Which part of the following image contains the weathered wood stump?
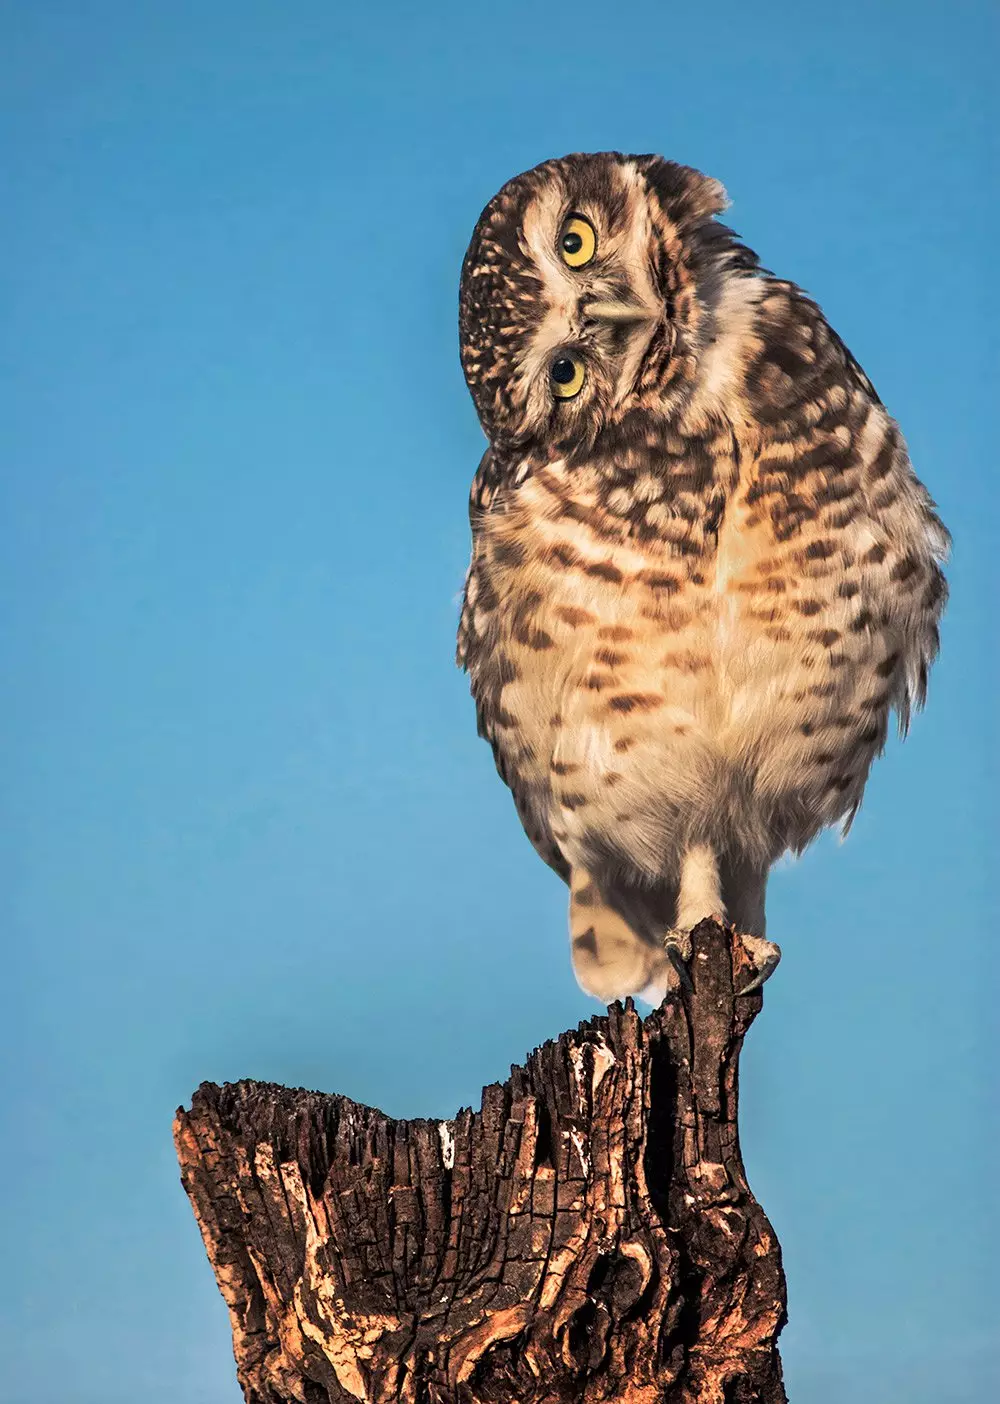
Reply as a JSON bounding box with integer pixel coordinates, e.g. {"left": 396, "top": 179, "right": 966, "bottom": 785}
{"left": 174, "top": 919, "right": 786, "bottom": 1403}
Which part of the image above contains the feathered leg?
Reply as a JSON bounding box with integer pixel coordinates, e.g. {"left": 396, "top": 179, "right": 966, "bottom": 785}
{"left": 569, "top": 869, "right": 675, "bottom": 1004}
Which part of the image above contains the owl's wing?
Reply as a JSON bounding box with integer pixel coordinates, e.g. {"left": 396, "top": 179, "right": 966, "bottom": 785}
{"left": 456, "top": 448, "right": 571, "bottom": 881}
{"left": 749, "top": 280, "right": 949, "bottom": 748}
{"left": 455, "top": 448, "right": 501, "bottom": 674}
{"left": 457, "top": 446, "right": 521, "bottom": 765}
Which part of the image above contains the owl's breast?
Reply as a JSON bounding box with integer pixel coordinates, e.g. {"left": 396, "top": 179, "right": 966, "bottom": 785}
{"left": 466, "top": 453, "right": 916, "bottom": 876}
{"left": 467, "top": 463, "right": 743, "bottom": 872}
{"left": 473, "top": 460, "right": 789, "bottom": 756}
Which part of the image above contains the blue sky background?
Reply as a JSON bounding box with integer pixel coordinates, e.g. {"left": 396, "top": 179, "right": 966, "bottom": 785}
{"left": 1, "top": 3, "right": 996, "bottom": 1401}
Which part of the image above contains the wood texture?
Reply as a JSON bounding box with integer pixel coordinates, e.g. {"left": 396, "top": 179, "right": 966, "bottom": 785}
{"left": 175, "top": 919, "right": 786, "bottom": 1403}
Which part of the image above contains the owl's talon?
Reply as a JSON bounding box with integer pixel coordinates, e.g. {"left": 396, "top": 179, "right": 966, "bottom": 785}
{"left": 663, "top": 928, "right": 694, "bottom": 993}
{"left": 736, "top": 935, "right": 782, "bottom": 995}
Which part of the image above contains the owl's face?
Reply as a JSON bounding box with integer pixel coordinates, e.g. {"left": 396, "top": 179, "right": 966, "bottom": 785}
{"left": 459, "top": 153, "right": 732, "bottom": 451}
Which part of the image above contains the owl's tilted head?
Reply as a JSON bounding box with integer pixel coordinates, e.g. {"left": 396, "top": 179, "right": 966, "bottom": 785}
{"left": 459, "top": 152, "right": 755, "bottom": 451}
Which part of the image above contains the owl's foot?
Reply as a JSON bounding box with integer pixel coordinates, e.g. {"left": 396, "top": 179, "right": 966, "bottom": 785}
{"left": 662, "top": 927, "right": 694, "bottom": 993}
{"left": 736, "top": 934, "right": 782, "bottom": 995}
{"left": 570, "top": 870, "right": 677, "bottom": 1004}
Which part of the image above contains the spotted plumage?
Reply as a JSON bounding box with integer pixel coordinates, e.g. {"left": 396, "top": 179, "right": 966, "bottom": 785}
{"left": 457, "top": 152, "right": 948, "bottom": 1003}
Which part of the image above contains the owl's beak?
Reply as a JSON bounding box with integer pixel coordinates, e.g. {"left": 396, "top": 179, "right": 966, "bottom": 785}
{"left": 582, "top": 299, "right": 659, "bottom": 325}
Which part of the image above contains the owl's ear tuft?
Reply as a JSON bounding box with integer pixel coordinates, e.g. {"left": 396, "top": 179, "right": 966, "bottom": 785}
{"left": 635, "top": 157, "right": 729, "bottom": 229}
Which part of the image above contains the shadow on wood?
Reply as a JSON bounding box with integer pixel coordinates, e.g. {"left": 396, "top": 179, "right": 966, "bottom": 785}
{"left": 174, "top": 919, "right": 787, "bottom": 1403}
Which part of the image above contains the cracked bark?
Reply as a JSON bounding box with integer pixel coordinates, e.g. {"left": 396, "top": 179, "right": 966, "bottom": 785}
{"left": 174, "top": 919, "right": 786, "bottom": 1403}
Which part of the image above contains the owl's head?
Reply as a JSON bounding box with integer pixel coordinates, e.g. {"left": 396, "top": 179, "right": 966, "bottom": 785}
{"left": 459, "top": 152, "right": 750, "bottom": 451}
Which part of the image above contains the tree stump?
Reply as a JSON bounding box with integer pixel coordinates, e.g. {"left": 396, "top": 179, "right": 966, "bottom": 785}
{"left": 174, "top": 919, "right": 787, "bottom": 1403}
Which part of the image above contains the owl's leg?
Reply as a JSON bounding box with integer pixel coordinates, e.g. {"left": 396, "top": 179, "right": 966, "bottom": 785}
{"left": 569, "top": 869, "right": 675, "bottom": 1004}
{"left": 721, "top": 855, "right": 781, "bottom": 994}
{"left": 673, "top": 842, "right": 725, "bottom": 928}
{"left": 721, "top": 855, "right": 767, "bottom": 935}
{"left": 661, "top": 842, "right": 726, "bottom": 990}
{"left": 660, "top": 849, "right": 780, "bottom": 994}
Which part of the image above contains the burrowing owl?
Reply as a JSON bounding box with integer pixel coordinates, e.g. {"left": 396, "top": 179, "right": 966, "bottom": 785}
{"left": 456, "top": 153, "right": 948, "bottom": 1003}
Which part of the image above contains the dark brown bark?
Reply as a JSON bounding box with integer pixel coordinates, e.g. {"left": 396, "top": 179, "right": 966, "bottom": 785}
{"left": 174, "top": 919, "right": 786, "bottom": 1403}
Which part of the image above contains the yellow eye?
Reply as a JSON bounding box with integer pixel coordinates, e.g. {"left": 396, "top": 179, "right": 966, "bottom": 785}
{"left": 550, "top": 354, "right": 586, "bottom": 400}
{"left": 559, "top": 213, "right": 596, "bottom": 268}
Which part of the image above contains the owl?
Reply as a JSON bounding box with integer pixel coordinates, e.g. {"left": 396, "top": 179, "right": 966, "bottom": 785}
{"left": 456, "top": 152, "right": 948, "bottom": 1003}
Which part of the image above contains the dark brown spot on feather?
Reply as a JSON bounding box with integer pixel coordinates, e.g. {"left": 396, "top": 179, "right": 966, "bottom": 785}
{"left": 864, "top": 543, "right": 887, "bottom": 564}
{"left": 923, "top": 574, "right": 946, "bottom": 609}
{"left": 492, "top": 653, "right": 519, "bottom": 685}
{"left": 550, "top": 542, "right": 581, "bottom": 569}
{"left": 613, "top": 736, "right": 635, "bottom": 752}
{"left": 637, "top": 568, "right": 680, "bottom": 593}
{"left": 661, "top": 650, "right": 709, "bottom": 674}
{"left": 804, "top": 538, "right": 835, "bottom": 561}
{"left": 868, "top": 433, "right": 896, "bottom": 480}
{"left": 609, "top": 692, "right": 662, "bottom": 713}
{"left": 875, "top": 651, "right": 900, "bottom": 677}
{"left": 550, "top": 761, "right": 578, "bottom": 776}
{"left": 870, "top": 487, "right": 900, "bottom": 511}
{"left": 795, "top": 599, "right": 823, "bottom": 616}
{"left": 598, "top": 624, "right": 634, "bottom": 641}
{"left": 574, "top": 928, "right": 598, "bottom": 955}
{"left": 584, "top": 560, "right": 623, "bottom": 583}
{"left": 560, "top": 792, "right": 588, "bottom": 811}
{"left": 809, "top": 628, "right": 841, "bottom": 647}
{"left": 560, "top": 498, "right": 606, "bottom": 529}
{"left": 515, "top": 625, "right": 554, "bottom": 650}
{"left": 491, "top": 537, "right": 527, "bottom": 566}
{"left": 556, "top": 605, "right": 596, "bottom": 627}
